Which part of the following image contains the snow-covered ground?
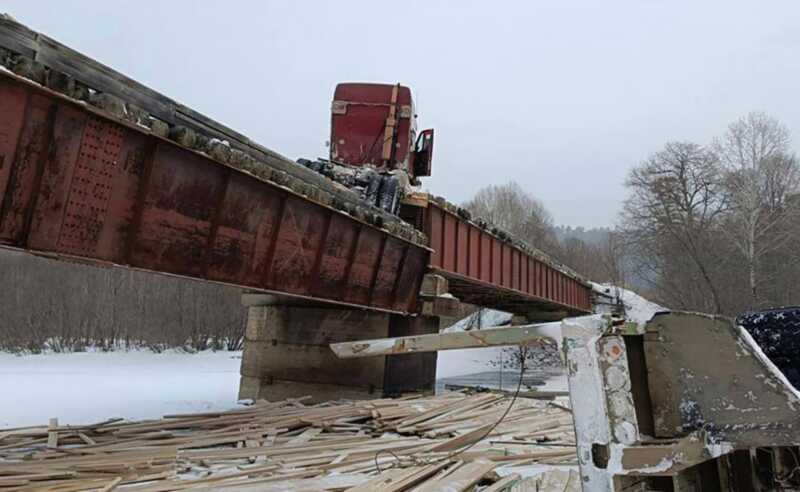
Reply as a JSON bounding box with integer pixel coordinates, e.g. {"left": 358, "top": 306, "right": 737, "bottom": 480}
{"left": 0, "top": 350, "right": 243, "bottom": 428}
{"left": 0, "top": 284, "right": 663, "bottom": 428}
{"left": 436, "top": 308, "right": 568, "bottom": 394}
{"left": 0, "top": 347, "right": 554, "bottom": 427}
{"left": 0, "top": 345, "right": 567, "bottom": 428}
{"left": 438, "top": 308, "right": 511, "bottom": 379}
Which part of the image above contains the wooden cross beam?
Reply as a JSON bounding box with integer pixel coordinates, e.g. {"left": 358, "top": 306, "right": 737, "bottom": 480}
{"left": 329, "top": 323, "right": 562, "bottom": 359}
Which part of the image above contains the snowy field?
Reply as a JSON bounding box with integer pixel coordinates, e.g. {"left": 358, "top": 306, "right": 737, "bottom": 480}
{"left": 0, "top": 346, "right": 559, "bottom": 428}
{"left": 0, "top": 308, "right": 527, "bottom": 428}
{"left": 0, "top": 350, "right": 243, "bottom": 428}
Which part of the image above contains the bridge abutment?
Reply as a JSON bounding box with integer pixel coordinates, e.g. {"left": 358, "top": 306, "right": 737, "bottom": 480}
{"left": 238, "top": 295, "right": 438, "bottom": 402}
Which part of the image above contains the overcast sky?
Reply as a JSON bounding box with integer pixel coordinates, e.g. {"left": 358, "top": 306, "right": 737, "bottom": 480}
{"left": 4, "top": 1, "right": 800, "bottom": 227}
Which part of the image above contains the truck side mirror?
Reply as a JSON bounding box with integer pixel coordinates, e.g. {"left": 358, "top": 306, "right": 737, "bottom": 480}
{"left": 413, "top": 128, "right": 434, "bottom": 177}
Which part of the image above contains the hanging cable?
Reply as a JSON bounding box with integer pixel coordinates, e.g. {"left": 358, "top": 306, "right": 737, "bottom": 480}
{"left": 374, "top": 346, "right": 529, "bottom": 473}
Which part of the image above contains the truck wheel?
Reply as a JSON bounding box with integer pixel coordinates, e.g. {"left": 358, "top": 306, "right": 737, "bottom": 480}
{"left": 736, "top": 307, "right": 800, "bottom": 389}
{"left": 378, "top": 176, "right": 400, "bottom": 214}
{"left": 364, "top": 173, "right": 382, "bottom": 208}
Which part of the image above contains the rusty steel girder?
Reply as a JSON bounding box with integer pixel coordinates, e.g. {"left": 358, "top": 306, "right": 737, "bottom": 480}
{"left": 424, "top": 201, "right": 592, "bottom": 315}
{"left": 0, "top": 71, "right": 429, "bottom": 314}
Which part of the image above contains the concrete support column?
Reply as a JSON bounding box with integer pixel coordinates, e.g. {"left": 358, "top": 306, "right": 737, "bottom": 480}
{"left": 383, "top": 314, "right": 439, "bottom": 395}
{"left": 238, "top": 296, "right": 439, "bottom": 402}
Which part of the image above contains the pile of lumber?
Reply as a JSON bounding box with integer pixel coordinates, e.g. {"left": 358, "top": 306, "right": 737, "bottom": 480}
{"left": 0, "top": 392, "right": 576, "bottom": 491}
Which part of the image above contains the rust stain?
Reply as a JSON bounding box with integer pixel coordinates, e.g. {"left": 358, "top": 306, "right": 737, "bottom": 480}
{"left": 391, "top": 339, "right": 408, "bottom": 353}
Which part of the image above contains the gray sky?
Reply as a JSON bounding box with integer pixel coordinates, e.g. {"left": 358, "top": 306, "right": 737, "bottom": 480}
{"left": 5, "top": 1, "right": 800, "bottom": 227}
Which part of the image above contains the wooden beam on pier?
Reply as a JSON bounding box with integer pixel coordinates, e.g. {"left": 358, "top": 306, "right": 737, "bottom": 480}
{"left": 330, "top": 322, "right": 562, "bottom": 359}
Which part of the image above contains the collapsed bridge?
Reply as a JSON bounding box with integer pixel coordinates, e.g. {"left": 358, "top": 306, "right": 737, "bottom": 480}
{"left": 0, "top": 14, "right": 590, "bottom": 400}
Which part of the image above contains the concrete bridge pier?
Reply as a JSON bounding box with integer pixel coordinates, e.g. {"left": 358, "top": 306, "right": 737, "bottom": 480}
{"left": 238, "top": 294, "right": 439, "bottom": 403}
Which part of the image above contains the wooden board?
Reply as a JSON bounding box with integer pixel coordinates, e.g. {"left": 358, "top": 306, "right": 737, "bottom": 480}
{"left": 0, "top": 391, "right": 575, "bottom": 491}
{"left": 330, "top": 322, "right": 559, "bottom": 358}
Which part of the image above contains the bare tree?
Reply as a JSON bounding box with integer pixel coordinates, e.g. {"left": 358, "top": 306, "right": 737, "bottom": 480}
{"left": 464, "top": 182, "right": 629, "bottom": 283}
{"left": 597, "top": 231, "right": 627, "bottom": 286}
{"left": 621, "top": 141, "right": 727, "bottom": 314}
{"left": 463, "top": 181, "right": 558, "bottom": 254}
{"left": 714, "top": 112, "right": 800, "bottom": 307}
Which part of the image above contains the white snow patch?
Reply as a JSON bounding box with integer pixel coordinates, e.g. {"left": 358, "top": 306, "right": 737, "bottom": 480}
{"left": 436, "top": 346, "right": 506, "bottom": 379}
{"left": 0, "top": 350, "right": 243, "bottom": 427}
{"left": 437, "top": 309, "right": 564, "bottom": 379}
{"left": 442, "top": 309, "right": 512, "bottom": 333}
{"left": 591, "top": 282, "right": 665, "bottom": 326}
{"left": 437, "top": 309, "right": 511, "bottom": 378}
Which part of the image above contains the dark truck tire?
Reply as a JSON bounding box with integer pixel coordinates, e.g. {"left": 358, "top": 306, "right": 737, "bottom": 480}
{"left": 378, "top": 175, "right": 400, "bottom": 214}
{"left": 736, "top": 307, "right": 800, "bottom": 389}
{"left": 364, "top": 173, "right": 382, "bottom": 208}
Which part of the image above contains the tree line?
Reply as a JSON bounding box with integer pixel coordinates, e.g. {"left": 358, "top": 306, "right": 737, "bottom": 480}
{"left": 465, "top": 111, "right": 800, "bottom": 318}
{"left": 463, "top": 181, "right": 625, "bottom": 286}
{"left": 0, "top": 249, "right": 245, "bottom": 353}
{"left": 621, "top": 111, "right": 800, "bottom": 316}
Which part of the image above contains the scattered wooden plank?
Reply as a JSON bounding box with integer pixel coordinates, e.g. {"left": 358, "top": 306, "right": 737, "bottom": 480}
{"left": 430, "top": 422, "right": 495, "bottom": 452}
{"left": 47, "top": 418, "right": 59, "bottom": 449}
{"left": 76, "top": 432, "right": 96, "bottom": 445}
{"left": 0, "top": 391, "right": 574, "bottom": 491}
{"left": 99, "top": 476, "right": 123, "bottom": 492}
{"left": 400, "top": 191, "right": 430, "bottom": 208}
{"left": 415, "top": 459, "right": 497, "bottom": 492}
{"left": 482, "top": 473, "right": 522, "bottom": 492}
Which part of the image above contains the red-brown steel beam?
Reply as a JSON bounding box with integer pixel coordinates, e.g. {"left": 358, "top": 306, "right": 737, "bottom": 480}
{"left": 0, "top": 72, "right": 428, "bottom": 314}
{"left": 424, "top": 201, "right": 592, "bottom": 315}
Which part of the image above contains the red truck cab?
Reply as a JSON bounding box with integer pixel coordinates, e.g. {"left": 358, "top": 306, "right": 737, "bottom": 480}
{"left": 330, "top": 83, "right": 434, "bottom": 181}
